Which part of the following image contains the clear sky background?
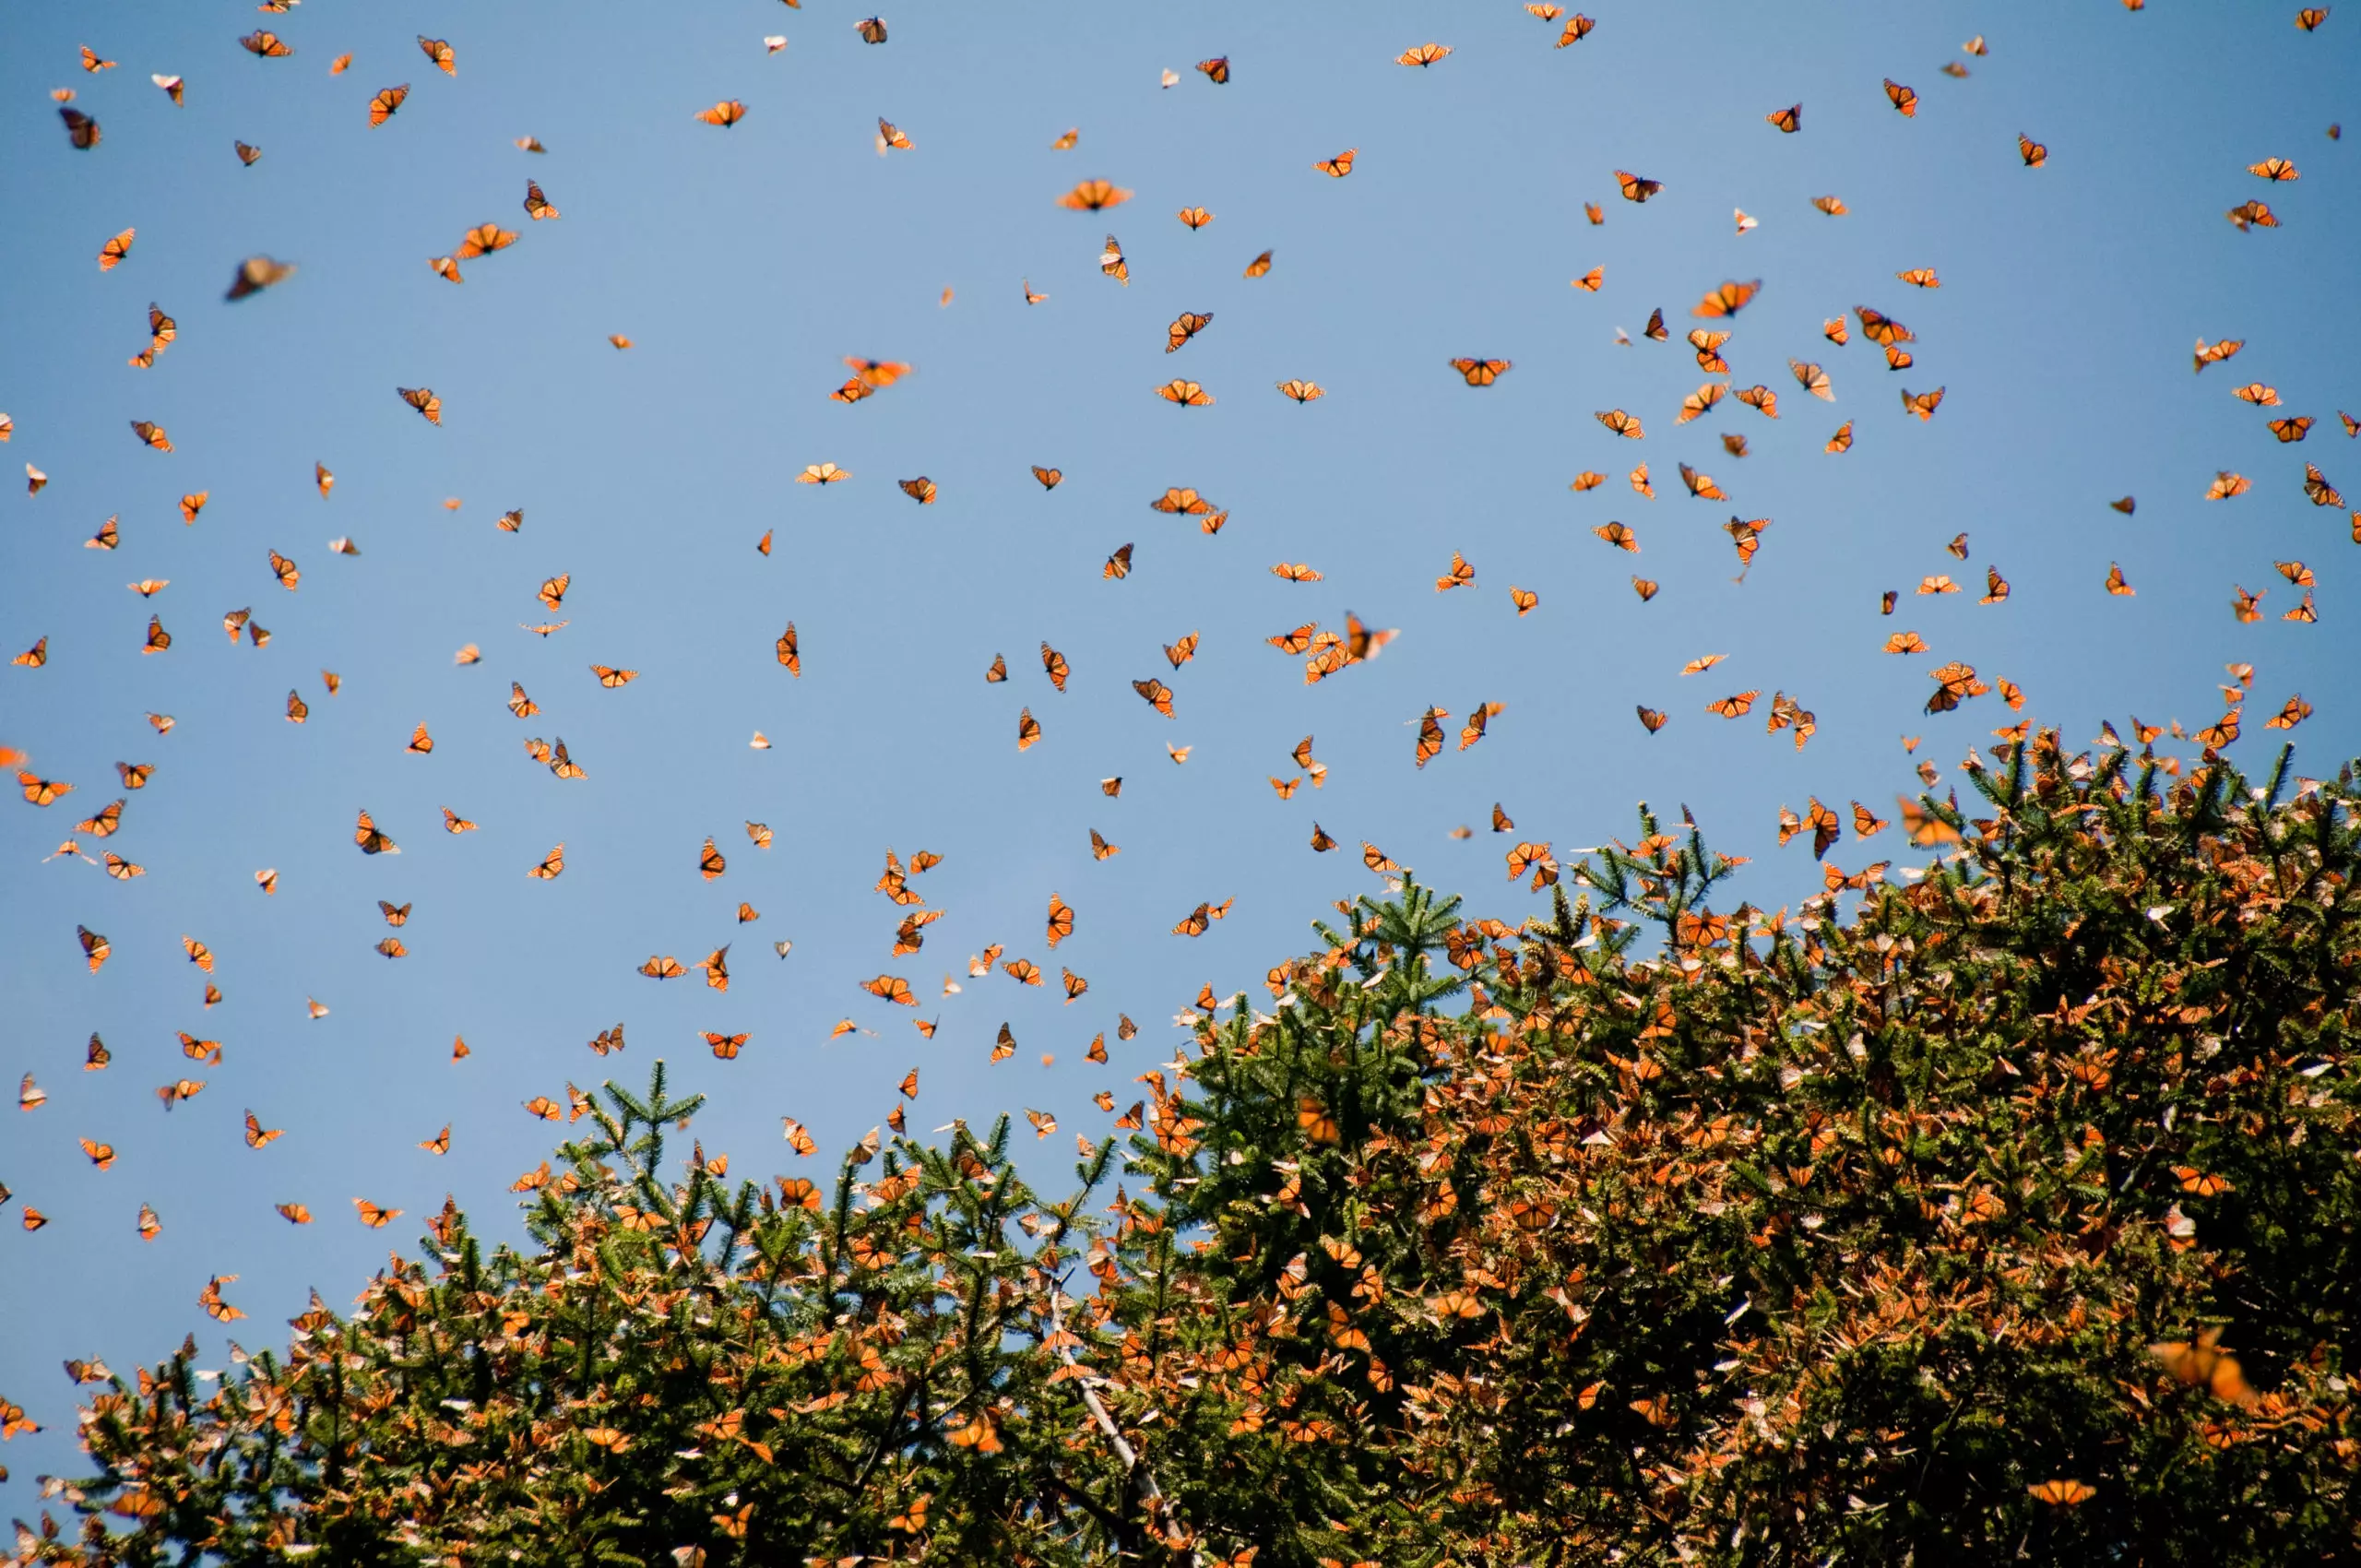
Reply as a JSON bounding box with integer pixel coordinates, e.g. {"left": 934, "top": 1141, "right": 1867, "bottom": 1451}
{"left": 3, "top": 0, "right": 2356, "bottom": 1502}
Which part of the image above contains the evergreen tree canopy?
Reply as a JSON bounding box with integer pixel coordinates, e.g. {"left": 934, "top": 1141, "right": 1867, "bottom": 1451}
{"left": 12, "top": 735, "right": 2359, "bottom": 1566}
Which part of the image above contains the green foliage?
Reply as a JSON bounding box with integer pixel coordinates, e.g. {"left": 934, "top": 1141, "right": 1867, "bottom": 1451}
{"left": 17, "top": 735, "right": 2360, "bottom": 1566}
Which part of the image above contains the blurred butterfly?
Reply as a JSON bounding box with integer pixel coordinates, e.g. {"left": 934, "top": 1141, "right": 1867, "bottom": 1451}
{"left": 1059, "top": 180, "right": 1131, "bottom": 210}
{"left": 1245, "top": 249, "right": 1274, "bottom": 278}
{"left": 1178, "top": 206, "right": 1213, "bottom": 230}
{"left": 1884, "top": 78, "right": 1917, "bottom": 115}
{"left": 1314, "top": 148, "right": 1358, "bottom": 177}
{"left": 2019, "top": 133, "right": 2048, "bottom": 167}
{"left": 398, "top": 386, "right": 442, "bottom": 424}
{"left": 696, "top": 101, "right": 747, "bottom": 127}
{"left": 1451, "top": 358, "right": 1511, "bottom": 386}
{"left": 370, "top": 85, "right": 409, "bottom": 125}
{"left": 1692, "top": 279, "right": 1760, "bottom": 317}
{"left": 1767, "top": 104, "right": 1800, "bottom": 132}
{"left": 1157, "top": 380, "right": 1213, "bottom": 406}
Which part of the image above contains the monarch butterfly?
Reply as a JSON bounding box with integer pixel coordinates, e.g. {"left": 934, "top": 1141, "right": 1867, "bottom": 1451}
{"left": 799, "top": 461, "right": 848, "bottom": 483}
{"left": 54, "top": 105, "right": 102, "bottom": 148}
{"left": 1636, "top": 705, "right": 1667, "bottom": 731}
{"left": 240, "top": 30, "right": 293, "bottom": 56}
{"left": 1050, "top": 127, "right": 1080, "bottom": 150}
{"left": 1436, "top": 551, "right": 1475, "bottom": 590}
{"left": 1705, "top": 691, "right": 1760, "bottom": 719}
{"left": 398, "top": 386, "right": 442, "bottom": 424}
{"left": 1689, "top": 328, "right": 1730, "bottom": 372}
{"left": 405, "top": 722, "right": 433, "bottom": 755}
{"left": 13, "top": 636, "right": 46, "bottom": 668}
{"left": 1925, "top": 661, "right": 1987, "bottom": 714}
{"left": 1058, "top": 180, "right": 1131, "bottom": 210}
{"left": 415, "top": 34, "right": 456, "bottom": 73}
{"left": 591, "top": 664, "right": 637, "bottom": 688}
{"left": 1596, "top": 408, "right": 1643, "bottom": 437}
{"left": 2018, "top": 132, "right": 2048, "bottom": 167}
{"left": 2028, "top": 1479, "right": 2095, "bottom": 1506}
{"left": 455, "top": 223, "right": 516, "bottom": 260}
{"left": 1396, "top": 42, "right": 1452, "bottom": 65}
{"left": 2231, "top": 584, "right": 2265, "bottom": 622}
{"left": 97, "top": 228, "right": 135, "bottom": 271}
{"left": 1001, "top": 958, "right": 1042, "bottom": 988}
{"left": 1527, "top": 2, "right": 1564, "bottom": 15}
{"left": 1736, "top": 385, "right": 1778, "bottom": 418}
{"left": 876, "top": 117, "right": 912, "bottom": 151}
{"left": 355, "top": 1198, "right": 401, "bottom": 1229}
{"left": 2264, "top": 693, "right": 2313, "bottom": 729}
{"left": 1450, "top": 358, "right": 1512, "bottom": 386}
{"left": 1166, "top": 311, "right": 1214, "bottom": 351}
{"left": 1691, "top": 279, "right": 1760, "bottom": 317}
{"left": 1676, "top": 384, "right": 1725, "bottom": 423}
{"left": 1103, "top": 543, "right": 1134, "bottom": 578}
{"left": 1900, "top": 386, "right": 1945, "bottom": 420}
{"left": 1884, "top": 631, "right": 1928, "bottom": 654}
{"left": 1558, "top": 13, "right": 1596, "bottom": 43}
{"left": 1767, "top": 103, "right": 1800, "bottom": 132}
{"left": 700, "top": 1032, "right": 749, "bottom": 1061}
{"left": 1314, "top": 148, "right": 1357, "bottom": 177}
{"left": 522, "top": 180, "right": 560, "bottom": 220}
{"left": 2296, "top": 6, "right": 2328, "bottom": 28}
{"left": 1631, "top": 463, "right": 1655, "bottom": 497}
{"left": 2270, "top": 417, "right": 2314, "bottom": 443}
{"left": 1895, "top": 267, "right": 1940, "bottom": 289}
{"left": 1163, "top": 631, "right": 1199, "bottom": 668}
{"left": 1882, "top": 77, "right": 1917, "bottom": 115}
{"left": 1157, "top": 379, "right": 1214, "bottom": 405}
{"left": 1244, "top": 248, "right": 1274, "bottom": 278}
{"left": 2226, "top": 199, "right": 2279, "bottom": 230}
{"left": 1275, "top": 379, "right": 1324, "bottom": 403}
{"left": 856, "top": 16, "right": 887, "bottom": 44}
{"left": 1678, "top": 463, "right": 1726, "bottom": 500}
{"left": 2304, "top": 462, "right": 2344, "bottom": 505}
{"left": 367, "top": 84, "right": 410, "bottom": 126}
{"left": 1178, "top": 205, "right": 1214, "bottom": 230}
{"left": 991, "top": 1022, "right": 1017, "bottom": 1061}
{"left": 1017, "top": 707, "right": 1041, "bottom": 750}
{"left": 1615, "top": 170, "right": 1662, "bottom": 202}
{"left": 129, "top": 420, "right": 172, "bottom": 453}
{"left": 1271, "top": 562, "right": 1322, "bottom": 581}
{"left": 1129, "top": 678, "right": 1174, "bottom": 716}
{"left": 1570, "top": 267, "right": 1603, "bottom": 291}
{"left": 639, "top": 955, "right": 684, "bottom": 980}
{"left": 1458, "top": 702, "right": 1503, "bottom": 752}
{"left": 374, "top": 934, "right": 406, "bottom": 957}
{"left": 133, "top": 303, "right": 175, "bottom": 366}
{"left": 1823, "top": 421, "right": 1855, "bottom": 454}
{"left": 1571, "top": 470, "right": 1606, "bottom": 492}
{"left": 1038, "top": 642, "right": 1071, "bottom": 691}
{"left": 695, "top": 100, "right": 747, "bottom": 126}
{"left": 1810, "top": 194, "right": 1848, "bottom": 215}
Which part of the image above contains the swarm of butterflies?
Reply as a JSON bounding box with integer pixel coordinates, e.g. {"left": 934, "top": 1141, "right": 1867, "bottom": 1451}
{"left": 3, "top": 0, "right": 2356, "bottom": 1493}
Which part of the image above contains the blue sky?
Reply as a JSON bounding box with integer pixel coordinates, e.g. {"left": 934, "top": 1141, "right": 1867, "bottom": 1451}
{"left": 3, "top": 0, "right": 2356, "bottom": 1499}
